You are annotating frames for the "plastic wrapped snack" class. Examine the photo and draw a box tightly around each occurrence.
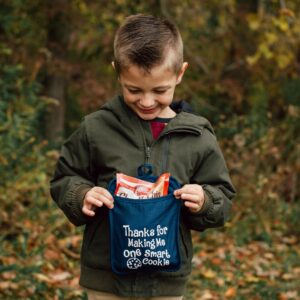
[115,172,170,199]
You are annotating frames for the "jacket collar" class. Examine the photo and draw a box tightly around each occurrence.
[101,95,215,135]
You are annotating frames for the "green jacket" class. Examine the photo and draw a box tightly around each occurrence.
[50,95,235,297]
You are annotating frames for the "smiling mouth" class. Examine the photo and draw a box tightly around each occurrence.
[138,107,157,114]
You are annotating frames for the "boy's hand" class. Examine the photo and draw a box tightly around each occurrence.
[82,187,114,216]
[174,184,205,213]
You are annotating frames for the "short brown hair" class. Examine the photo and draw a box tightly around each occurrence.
[113,14,183,74]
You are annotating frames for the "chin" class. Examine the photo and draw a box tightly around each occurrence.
[135,109,160,120]
[138,113,157,121]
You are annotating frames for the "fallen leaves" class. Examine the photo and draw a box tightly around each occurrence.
[189,232,300,300]
[201,268,217,279]
[1,271,17,281]
[34,271,72,285]
[244,274,260,283]
[0,201,84,299]
[224,287,236,298]
[199,290,217,300]
[278,291,299,300]
[0,281,19,290]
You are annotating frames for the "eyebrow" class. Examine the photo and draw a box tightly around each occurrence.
[124,84,172,90]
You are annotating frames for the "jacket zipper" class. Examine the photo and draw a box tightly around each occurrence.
[146,146,151,163]
[144,128,202,164]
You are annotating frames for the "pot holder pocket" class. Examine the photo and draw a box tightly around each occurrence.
[108,164,182,275]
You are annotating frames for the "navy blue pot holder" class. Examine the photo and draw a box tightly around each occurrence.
[108,164,182,275]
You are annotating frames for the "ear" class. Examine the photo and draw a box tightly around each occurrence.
[176,62,188,85]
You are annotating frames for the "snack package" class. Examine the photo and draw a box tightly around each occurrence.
[115,172,170,199]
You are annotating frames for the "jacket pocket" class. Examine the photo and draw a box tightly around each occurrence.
[81,208,111,270]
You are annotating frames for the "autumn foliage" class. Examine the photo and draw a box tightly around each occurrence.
[0,1,299,299]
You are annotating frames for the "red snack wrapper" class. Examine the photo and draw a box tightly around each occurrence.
[115,173,170,199]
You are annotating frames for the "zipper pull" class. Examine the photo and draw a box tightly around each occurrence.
[146,146,151,163]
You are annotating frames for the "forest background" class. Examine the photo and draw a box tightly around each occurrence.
[0,0,299,299]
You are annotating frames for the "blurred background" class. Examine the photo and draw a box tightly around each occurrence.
[0,0,299,299]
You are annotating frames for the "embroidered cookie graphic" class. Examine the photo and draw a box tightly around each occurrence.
[126,258,142,269]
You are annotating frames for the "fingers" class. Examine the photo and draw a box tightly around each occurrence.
[82,187,114,216]
[174,184,203,202]
[176,192,199,202]
[92,187,114,202]
[183,200,202,212]
[82,205,96,217]
[89,188,114,209]
[174,184,205,212]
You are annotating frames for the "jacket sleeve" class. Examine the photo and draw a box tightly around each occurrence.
[182,128,236,231]
[50,121,96,226]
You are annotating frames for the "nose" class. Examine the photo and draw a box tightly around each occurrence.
[139,94,155,108]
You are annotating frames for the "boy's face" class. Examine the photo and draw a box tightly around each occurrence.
[117,61,188,120]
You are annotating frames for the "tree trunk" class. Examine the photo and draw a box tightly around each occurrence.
[44,0,71,142]
[44,75,66,141]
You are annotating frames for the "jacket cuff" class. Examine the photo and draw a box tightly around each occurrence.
[66,183,94,226]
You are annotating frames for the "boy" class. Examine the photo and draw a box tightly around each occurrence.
[50,14,235,300]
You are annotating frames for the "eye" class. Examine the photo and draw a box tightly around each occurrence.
[128,89,141,94]
[154,90,167,94]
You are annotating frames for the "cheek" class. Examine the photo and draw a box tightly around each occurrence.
[123,91,138,104]
[159,91,175,104]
